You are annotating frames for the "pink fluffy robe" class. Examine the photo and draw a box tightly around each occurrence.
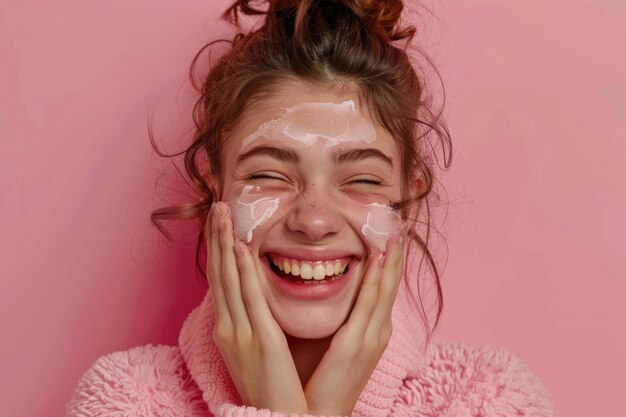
[66,286,555,417]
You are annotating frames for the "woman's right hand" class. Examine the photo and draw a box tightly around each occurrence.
[206,202,308,414]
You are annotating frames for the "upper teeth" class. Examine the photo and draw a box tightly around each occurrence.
[270,256,348,280]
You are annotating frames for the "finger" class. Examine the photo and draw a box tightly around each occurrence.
[381,226,409,305]
[234,241,277,333]
[207,204,230,321]
[343,254,383,334]
[217,203,251,328]
[370,230,407,329]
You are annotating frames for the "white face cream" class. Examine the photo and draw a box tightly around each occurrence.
[233,99,397,250]
[360,202,402,252]
[241,100,377,149]
[231,186,280,243]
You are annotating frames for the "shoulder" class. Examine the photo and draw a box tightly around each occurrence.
[66,344,209,417]
[391,340,555,417]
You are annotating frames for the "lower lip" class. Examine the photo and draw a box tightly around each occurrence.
[262,257,354,301]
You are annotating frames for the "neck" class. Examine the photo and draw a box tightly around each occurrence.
[285,333,333,387]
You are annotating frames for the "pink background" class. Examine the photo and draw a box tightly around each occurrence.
[2,1,625,416]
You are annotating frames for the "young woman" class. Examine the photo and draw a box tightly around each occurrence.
[67,1,555,416]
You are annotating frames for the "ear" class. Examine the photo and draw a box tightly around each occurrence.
[403,176,424,230]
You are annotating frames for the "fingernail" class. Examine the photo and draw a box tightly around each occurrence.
[401,223,410,241]
[234,241,245,256]
[212,203,221,217]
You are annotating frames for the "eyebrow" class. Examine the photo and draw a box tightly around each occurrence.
[331,147,393,169]
[237,146,300,165]
[236,145,393,169]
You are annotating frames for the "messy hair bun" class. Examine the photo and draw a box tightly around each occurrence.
[151,0,451,342]
[224,0,415,42]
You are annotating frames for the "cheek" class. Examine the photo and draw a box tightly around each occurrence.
[228,185,280,243]
[354,202,402,252]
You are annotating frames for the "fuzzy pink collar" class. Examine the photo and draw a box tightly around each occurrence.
[178,284,428,417]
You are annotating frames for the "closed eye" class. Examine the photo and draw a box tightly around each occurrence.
[349,178,383,185]
[248,172,288,182]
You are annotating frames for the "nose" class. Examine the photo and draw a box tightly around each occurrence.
[285,187,343,242]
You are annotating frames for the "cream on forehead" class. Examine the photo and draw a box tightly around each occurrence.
[241,100,377,149]
[231,186,279,243]
[360,203,402,252]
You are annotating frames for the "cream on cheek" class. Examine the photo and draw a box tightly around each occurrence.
[230,185,280,243]
[230,185,401,252]
[359,202,402,252]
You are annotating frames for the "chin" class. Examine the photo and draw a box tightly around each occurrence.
[272,306,351,339]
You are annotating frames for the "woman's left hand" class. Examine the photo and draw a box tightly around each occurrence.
[303,227,408,417]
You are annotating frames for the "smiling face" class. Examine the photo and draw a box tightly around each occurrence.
[219,80,404,339]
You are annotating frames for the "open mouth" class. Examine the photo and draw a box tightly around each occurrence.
[267,254,351,284]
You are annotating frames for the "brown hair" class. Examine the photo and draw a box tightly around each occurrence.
[149,0,452,343]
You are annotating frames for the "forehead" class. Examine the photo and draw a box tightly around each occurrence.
[225,81,397,155]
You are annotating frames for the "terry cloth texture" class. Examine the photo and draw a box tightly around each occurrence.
[66,285,555,417]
